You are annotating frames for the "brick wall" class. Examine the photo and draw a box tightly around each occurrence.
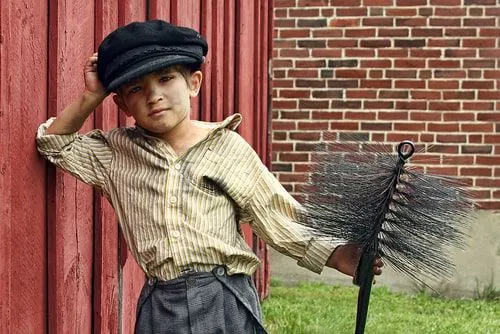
[271,0,500,209]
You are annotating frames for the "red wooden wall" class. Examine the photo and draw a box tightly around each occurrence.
[0,0,273,332]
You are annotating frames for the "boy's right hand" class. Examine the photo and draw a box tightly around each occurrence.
[84,53,107,99]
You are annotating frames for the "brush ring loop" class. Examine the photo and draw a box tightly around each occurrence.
[397,140,415,160]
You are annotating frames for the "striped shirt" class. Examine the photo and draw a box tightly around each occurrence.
[36,113,339,280]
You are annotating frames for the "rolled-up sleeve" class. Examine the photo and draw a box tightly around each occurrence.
[237,149,344,274]
[36,117,113,190]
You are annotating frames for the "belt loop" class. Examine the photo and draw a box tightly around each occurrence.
[147,277,157,286]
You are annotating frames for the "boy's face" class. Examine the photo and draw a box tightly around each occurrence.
[113,67,202,137]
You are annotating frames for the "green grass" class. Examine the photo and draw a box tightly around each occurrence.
[261,279,500,334]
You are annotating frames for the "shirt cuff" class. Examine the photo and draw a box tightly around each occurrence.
[297,238,344,274]
[36,117,77,153]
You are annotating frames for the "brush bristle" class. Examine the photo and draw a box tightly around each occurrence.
[298,143,474,285]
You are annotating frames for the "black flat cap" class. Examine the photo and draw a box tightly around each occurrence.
[97,20,208,92]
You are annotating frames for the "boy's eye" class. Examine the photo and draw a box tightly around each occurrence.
[160,75,174,82]
[128,86,141,94]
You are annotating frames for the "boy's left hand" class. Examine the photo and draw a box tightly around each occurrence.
[326,244,383,278]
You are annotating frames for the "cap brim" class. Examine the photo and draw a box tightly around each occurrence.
[106,55,198,92]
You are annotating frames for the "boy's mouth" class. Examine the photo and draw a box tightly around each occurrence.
[149,108,168,117]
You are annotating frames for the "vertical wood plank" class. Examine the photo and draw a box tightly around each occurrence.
[47,0,95,332]
[117,2,148,332]
[148,0,171,21]
[0,0,48,332]
[210,0,224,121]
[169,0,202,120]
[223,0,236,119]
[93,1,120,332]
[200,0,213,122]
[236,0,256,246]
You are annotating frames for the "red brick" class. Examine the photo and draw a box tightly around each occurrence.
[396,0,427,5]
[311,111,343,120]
[279,29,311,38]
[463,39,496,48]
[480,29,500,38]
[299,100,329,109]
[335,70,367,79]
[411,112,442,121]
[428,123,459,132]
[364,0,393,5]
[330,0,361,5]
[427,167,459,176]
[361,122,392,131]
[396,18,427,27]
[360,39,392,48]
[330,122,360,130]
[464,18,496,27]
[410,91,440,100]
[363,18,394,26]
[274,100,298,109]
[394,123,426,131]
[336,8,368,16]
[462,81,494,89]
[273,143,294,151]
[386,70,417,78]
[328,80,359,88]
[274,0,297,8]
[289,132,321,141]
[462,146,494,154]
[312,90,343,99]
[444,49,477,58]
[434,70,467,79]
[312,29,343,38]
[443,156,474,165]
[378,28,410,37]
[443,90,476,100]
[429,102,460,111]
[278,111,311,119]
[345,49,376,57]
[427,145,459,154]
[379,49,409,57]
[445,28,477,37]
[480,113,500,122]
[379,90,409,99]
[288,69,318,78]
[360,80,392,88]
[289,9,320,17]
[428,39,460,47]
[397,101,427,110]
[430,0,461,4]
[327,39,359,48]
[429,80,459,90]
[435,8,466,16]
[273,132,287,141]
[297,122,329,130]
[279,153,310,162]
[279,89,310,98]
[484,70,500,79]
[346,90,377,99]
[279,49,310,57]
[387,133,419,142]
[430,18,461,27]
[345,29,377,37]
[378,111,409,120]
[478,91,500,100]
[461,123,494,132]
[273,121,297,130]
[331,100,362,109]
[364,101,394,109]
[272,79,294,88]
[395,59,426,68]
[478,50,500,58]
[463,102,494,111]
[410,49,441,58]
[275,19,297,28]
[437,134,467,143]
[311,49,343,58]
[443,112,475,121]
[345,111,377,120]
[329,18,361,28]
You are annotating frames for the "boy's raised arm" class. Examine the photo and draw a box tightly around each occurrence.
[46,53,108,135]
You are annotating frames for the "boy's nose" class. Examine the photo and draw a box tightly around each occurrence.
[146,84,163,104]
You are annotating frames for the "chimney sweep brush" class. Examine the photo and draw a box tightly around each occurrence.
[298,140,473,334]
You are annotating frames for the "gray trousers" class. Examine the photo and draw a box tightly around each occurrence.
[135,266,267,334]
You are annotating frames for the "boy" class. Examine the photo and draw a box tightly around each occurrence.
[36,20,382,333]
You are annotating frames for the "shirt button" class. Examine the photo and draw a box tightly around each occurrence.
[170,196,178,204]
[174,164,181,170]
[171,230,180,239]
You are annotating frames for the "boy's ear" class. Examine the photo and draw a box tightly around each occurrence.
[113,94,132,116]
[189,71,203,98]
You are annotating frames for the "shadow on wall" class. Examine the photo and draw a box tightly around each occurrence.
[270,210,500,298]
